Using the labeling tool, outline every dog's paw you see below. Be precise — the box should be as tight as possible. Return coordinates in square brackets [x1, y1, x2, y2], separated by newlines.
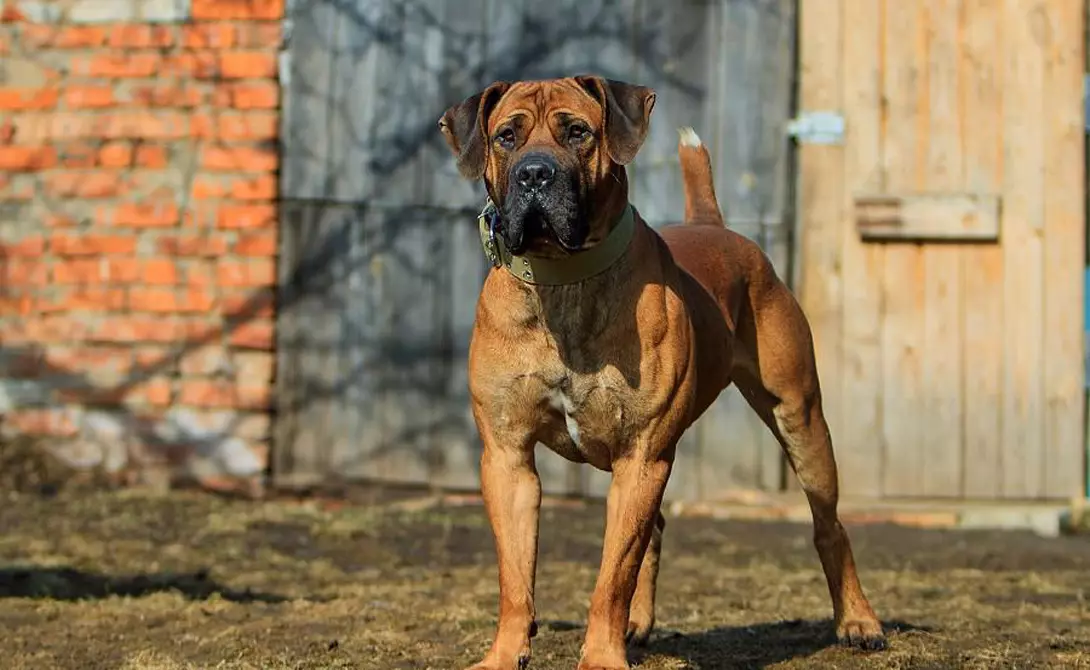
[836, 619, 888, 651]
[625, 616, 654, 647]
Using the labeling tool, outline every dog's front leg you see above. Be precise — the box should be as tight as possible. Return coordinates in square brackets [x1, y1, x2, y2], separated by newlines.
[467, 431, 542, 670]
[579, 455, 672, 670]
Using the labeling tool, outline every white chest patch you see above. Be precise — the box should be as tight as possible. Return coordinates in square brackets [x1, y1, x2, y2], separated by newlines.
[548, 390, 581, 447]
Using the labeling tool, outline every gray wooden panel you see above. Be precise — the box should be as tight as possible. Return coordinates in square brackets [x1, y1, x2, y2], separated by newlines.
[281, 0, 484, 209]
[692, 0, 795, 499]
[275, 201, 483, 488]
[707, 0, 796, 275]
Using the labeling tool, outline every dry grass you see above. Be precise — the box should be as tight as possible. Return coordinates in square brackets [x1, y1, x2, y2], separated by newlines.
[1, 487, 1089, 669]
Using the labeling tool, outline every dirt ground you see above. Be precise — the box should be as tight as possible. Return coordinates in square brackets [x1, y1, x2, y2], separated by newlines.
[1, 485, 1089, 670]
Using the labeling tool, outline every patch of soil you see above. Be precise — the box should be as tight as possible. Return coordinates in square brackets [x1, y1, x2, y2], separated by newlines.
[1, 487, 1088, 669]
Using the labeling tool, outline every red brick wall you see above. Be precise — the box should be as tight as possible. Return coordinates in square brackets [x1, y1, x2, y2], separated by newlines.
[0, 0, 284, 493]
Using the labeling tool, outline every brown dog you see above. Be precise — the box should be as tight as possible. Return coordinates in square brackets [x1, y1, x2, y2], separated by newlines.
[439, 76, 885, 670]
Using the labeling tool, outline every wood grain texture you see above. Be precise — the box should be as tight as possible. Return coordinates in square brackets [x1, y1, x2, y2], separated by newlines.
[1000, 0, 1047, 498]
[920, 0, 966, 497]
[879, 0, 927, 497]
[959, 0, 1005, 498]
[837, 0, 884, 498]
[1041, 0, 1085, 497]
[794, 0, 844, 496]
[855, 192, 1000, 241]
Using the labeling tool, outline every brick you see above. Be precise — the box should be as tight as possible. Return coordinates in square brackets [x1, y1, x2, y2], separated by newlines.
[235, 22, 281, 48]
[51, 234, 136, 255]
[222, 289, 274, 318]
[14, 112, 198, 141]
[103, 112, 194, 140]
[106, 24, 174, 48]
[126, 84, 205, 108]
[156, 234, 229, 256]
[234, 351, 274, 381]
[54, 258, 137, 284]
[164, 51, 219, 78]
[141, 259, 181, 285]
[44, 171, 127, 199]
[192, 174, 276, 201]
[191, 0, 284, 20]
[108, 201, 180, 228]
[88, 317, 183, 344]
[0, 146, 56, 171]
[6, 409, 78, 437]
[57, 142, 112, 168]
[1, 347, 45, 378]
[213, 81, 278, 109]
[79, 53, 161, 78]
[214, 112, 278, 141]
[44, 213, 80, 227]
[20, 25, 106, 49]
[42, 287, 127, 312]
[0, 174, 35, 201]
[64, 85, 115, 109]
[228, 320, 274, 349]
[98, 142, 133, 167]
[181, 23, 235, 49]
[216, 204, 276, 229]
[178, 379, 270, 409]
[234, 232, 276, 257]
[218, 51, 277, 79]
[0, 87, 58, 110]
[45, 346, 133, 377]
[134, 144, 169, 168]
[1, 236, 44, 256]
[179, 344, 230, 375]
[217, 259, 274, 287]
[1, 258, 47, 285]
[199, 144, 277, 172]
[129, 288, 216, 313]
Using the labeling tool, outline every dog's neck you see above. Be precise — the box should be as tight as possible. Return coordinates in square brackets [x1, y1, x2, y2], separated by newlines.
[510, 213, 652, 356]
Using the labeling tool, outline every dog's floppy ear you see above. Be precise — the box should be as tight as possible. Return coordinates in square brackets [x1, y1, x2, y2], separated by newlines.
[575, 75, 656, 165]
[438, 81, 511, 180]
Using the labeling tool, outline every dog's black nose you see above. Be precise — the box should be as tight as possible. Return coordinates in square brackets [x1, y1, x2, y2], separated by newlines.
[515, 160, 556, 190]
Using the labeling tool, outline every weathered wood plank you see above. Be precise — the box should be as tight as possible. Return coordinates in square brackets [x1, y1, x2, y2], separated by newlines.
[1000, 0, 1047, 498]
[919, 0, 966, 497]
[959, 0, 1005, 498]
[879, 0, 926, 497]
[1041, 0, 1085, 498]
[794, 0, 844, 495]
[628, 0, 707, 503]
[694, 0, 795, 501]
[854, 192, 1000, 241]
[837, 0, 884, 498]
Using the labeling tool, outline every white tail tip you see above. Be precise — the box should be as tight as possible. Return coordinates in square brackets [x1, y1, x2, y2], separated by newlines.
[677, 126, 702, 147]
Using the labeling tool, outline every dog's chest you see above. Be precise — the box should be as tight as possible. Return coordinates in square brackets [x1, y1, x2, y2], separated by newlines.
[531, 367, 644, 469]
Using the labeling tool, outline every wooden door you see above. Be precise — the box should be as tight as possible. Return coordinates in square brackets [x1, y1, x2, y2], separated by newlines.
[797, 0, 1085, 500]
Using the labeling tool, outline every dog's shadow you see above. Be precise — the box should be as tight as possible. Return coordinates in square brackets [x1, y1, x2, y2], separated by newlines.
[0, 565, 290, 603]
[640, 619, 930, 669]
[545, 618, 929, 669]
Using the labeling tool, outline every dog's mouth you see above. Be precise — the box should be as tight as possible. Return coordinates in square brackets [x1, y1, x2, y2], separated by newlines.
[502, 193, 584, 255]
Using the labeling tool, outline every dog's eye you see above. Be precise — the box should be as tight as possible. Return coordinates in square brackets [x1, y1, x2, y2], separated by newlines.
[567, 125, 590, 144]
[495, 129, 516, 149]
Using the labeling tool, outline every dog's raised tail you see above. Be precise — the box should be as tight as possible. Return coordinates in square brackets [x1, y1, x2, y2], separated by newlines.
[677, 127, 724, 226]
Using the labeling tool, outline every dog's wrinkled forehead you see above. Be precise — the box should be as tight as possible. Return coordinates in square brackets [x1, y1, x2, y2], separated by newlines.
[488, 79, 602, 136]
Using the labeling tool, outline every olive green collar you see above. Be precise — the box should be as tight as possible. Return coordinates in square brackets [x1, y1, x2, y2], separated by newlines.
[477, 201, 636, 286]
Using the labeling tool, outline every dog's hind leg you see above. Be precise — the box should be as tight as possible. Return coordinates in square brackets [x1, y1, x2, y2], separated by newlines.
[626, 510, 665, 646]
[735, 286, 887, 651]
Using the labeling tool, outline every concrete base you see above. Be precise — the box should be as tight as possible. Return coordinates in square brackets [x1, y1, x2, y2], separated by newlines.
[667, 493, 1083, 538]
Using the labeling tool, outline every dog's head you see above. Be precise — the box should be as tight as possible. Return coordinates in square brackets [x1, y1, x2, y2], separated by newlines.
[439, 76, 655, 255]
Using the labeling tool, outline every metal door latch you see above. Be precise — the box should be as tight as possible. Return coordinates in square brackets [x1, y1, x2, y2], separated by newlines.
[787, 111, 845, 145]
